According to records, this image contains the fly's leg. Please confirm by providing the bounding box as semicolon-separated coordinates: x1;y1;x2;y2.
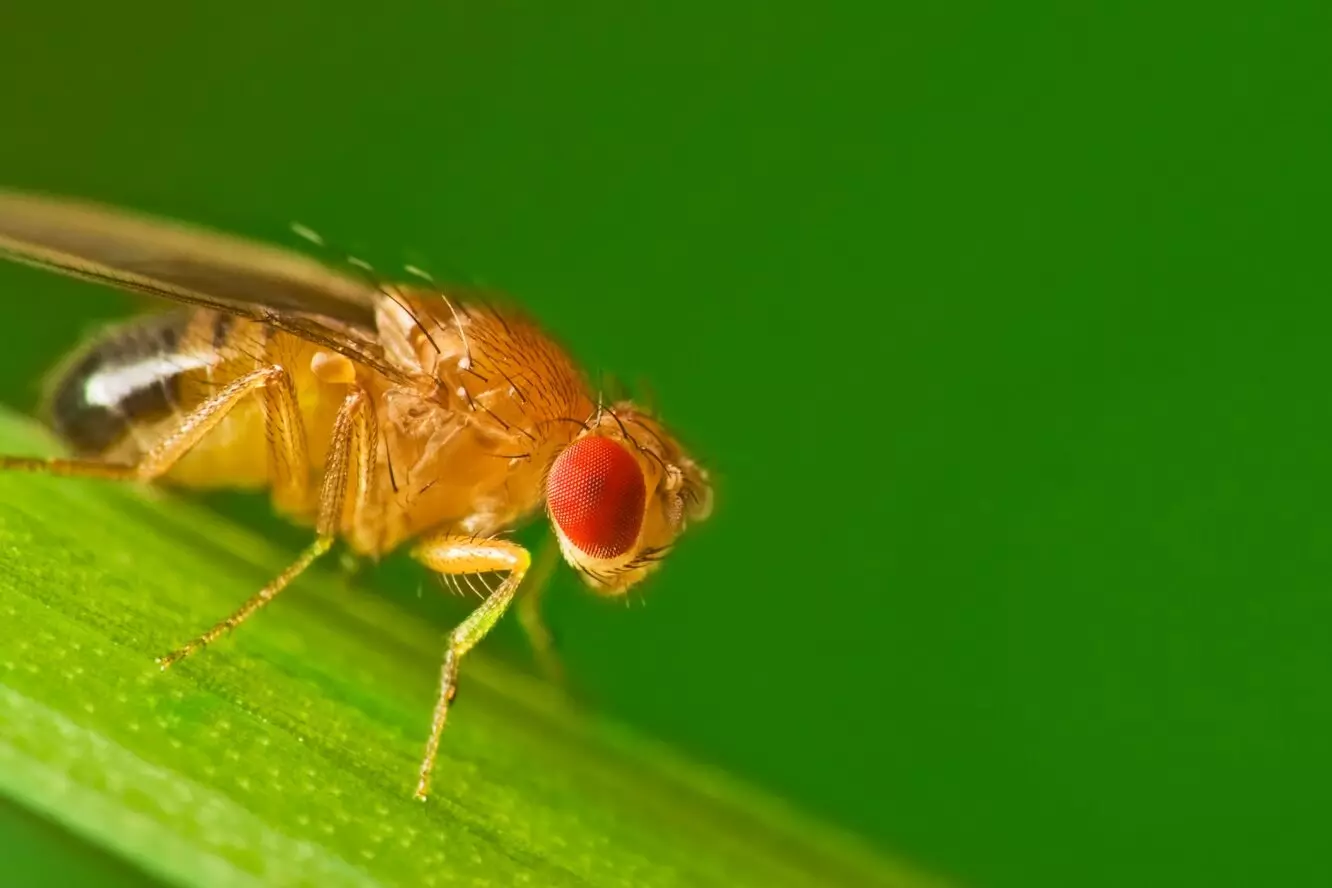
0;365;308;505
411;535;531;800
156;386;376;668
515;534;567;686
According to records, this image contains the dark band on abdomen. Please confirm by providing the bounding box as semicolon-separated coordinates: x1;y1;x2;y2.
48;310;196;456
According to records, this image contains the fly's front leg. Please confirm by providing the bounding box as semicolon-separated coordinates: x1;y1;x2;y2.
156;386;376;668
411;535;531;800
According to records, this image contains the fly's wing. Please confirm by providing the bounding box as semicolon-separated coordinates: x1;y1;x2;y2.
0;188;412;385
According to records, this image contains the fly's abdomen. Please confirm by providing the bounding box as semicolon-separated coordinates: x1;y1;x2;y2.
44;309;340;496
46;309;205;459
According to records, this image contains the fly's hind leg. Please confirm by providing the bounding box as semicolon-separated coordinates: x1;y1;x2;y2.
0;365;308;498
0;362;325;662
411;535;532;800
156;385;377;668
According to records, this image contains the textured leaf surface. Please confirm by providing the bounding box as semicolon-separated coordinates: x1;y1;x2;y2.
0;409;937;888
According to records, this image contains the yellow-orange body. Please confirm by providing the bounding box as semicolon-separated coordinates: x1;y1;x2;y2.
52;296;597;559
0;186;712;798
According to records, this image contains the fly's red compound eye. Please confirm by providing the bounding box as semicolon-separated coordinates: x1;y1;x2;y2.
547;437;646;560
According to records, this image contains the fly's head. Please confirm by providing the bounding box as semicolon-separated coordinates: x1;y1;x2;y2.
544;402;712;595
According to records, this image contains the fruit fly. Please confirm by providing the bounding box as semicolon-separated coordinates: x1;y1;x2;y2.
0;189;713;799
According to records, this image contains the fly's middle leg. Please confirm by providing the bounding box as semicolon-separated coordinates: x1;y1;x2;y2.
156;386;376;668
515;533;567;687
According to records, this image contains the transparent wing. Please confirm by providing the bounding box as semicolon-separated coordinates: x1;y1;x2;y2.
0;188;411;384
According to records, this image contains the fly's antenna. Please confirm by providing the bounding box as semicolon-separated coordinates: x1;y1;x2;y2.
404;265;472;373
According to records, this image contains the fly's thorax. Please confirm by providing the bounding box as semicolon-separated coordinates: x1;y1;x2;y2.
369;288;596;544
375;287;593;431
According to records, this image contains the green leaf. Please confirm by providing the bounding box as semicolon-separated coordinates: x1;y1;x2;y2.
0;408;941;888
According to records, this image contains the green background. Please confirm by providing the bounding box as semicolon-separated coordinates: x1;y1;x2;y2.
1;2;1329;887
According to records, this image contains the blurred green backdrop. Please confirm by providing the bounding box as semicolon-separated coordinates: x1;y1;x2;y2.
2;2;1330;887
